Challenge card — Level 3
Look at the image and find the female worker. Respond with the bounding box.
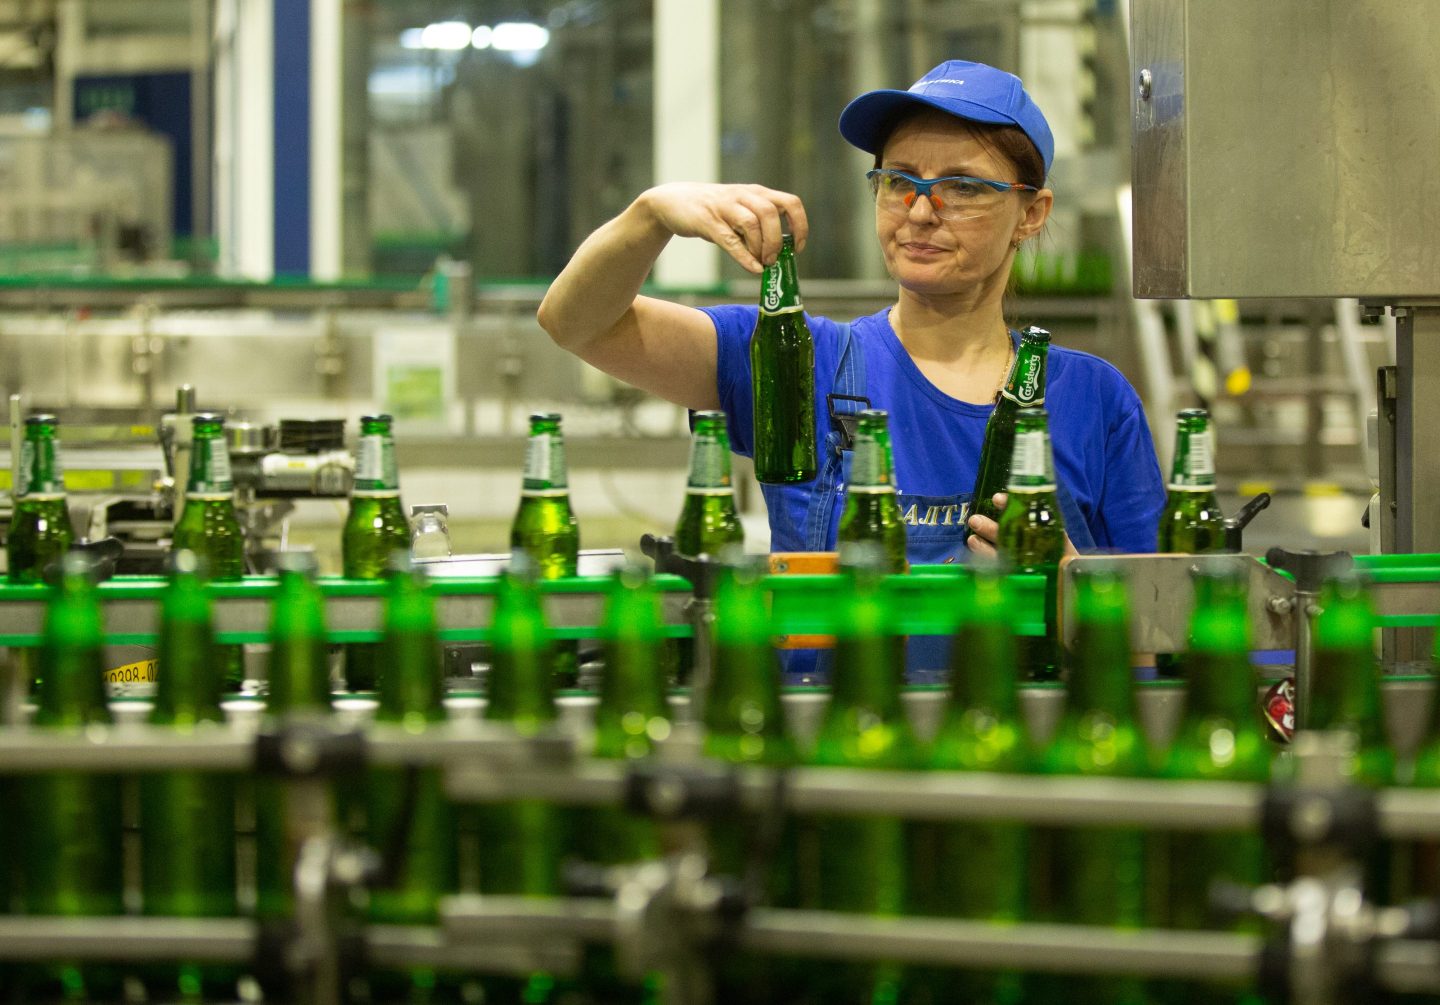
[537,59,1165,604]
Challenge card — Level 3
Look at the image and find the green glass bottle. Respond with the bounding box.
[578,565,670,1004]
[365,555,460,1002]
[343,414,411,693]
[1037,566,1147,1005]
[703,556,800,1005]
[837,409,907,573]
[1403,612,1440,920]
[1158,409,1226,554]
[906,567,1027,1005]
[6,414,75,583]
[1309,575,1392,787]
[996,407,1067,682]
[172,412,247,692]
[966,326,1051,534]
[674,411,744,558]
[1156,409,1227,679]
[140,549,240,1002]
[511,412,581,688]
[804,544,918,1005]
[18,552,123,1002]
[750,233,817,484]
[254,552,334,921]
[1154,562,1270,1005]
[1307,574,1396,907]
[476,555,567,1005]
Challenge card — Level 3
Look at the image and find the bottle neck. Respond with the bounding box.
[830,587,903,718]
[947,580,1020,716]
[849,430,896,492]
[1006,426,1056,491]
[267,574,331,715]
[486,581,557,730]
[36,581,109,726]
[376,579,444,724]
[1169,426,1217,489]
[999,342,1048,407]
[686,434,734,492]
[153,576,223,724]
[523,429,569,495]
[1067,603,1135,721]
[759,244,803,315]
[18,433,64,498]
[353,432,400,496]
[187,435,234,496]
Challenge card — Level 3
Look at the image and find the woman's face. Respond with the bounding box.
[875,111,1051,301]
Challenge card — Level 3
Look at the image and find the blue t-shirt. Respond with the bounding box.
[705,304,1166,677]
[707,304,1165,559]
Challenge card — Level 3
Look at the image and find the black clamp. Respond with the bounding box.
[641,533,724,599]
[254,722,367,778]
[1265,547,1354,593]
[1223,492,1272,552]
[826,393,871,451]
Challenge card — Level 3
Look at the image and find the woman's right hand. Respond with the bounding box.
[638,183,809,274]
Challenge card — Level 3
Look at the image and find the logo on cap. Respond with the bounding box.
[919,78,966,88]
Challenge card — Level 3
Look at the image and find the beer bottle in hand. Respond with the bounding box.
[343,414,411,692]
[837,409,907,573]
[996,407,1066,681]
[751,234,817,484]
[966,326,1051,535]
[674,411,744,559]
[172,413,247,692]
[140,549,239,1002]
[6,414,75,583]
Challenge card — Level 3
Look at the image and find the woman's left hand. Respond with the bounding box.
[966,492,1080,559]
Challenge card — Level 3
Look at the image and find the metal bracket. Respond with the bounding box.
[826,393,871,452]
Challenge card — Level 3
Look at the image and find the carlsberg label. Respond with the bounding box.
[1002,354,1045,407]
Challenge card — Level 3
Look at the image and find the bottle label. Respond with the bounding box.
[190,442,234,496]
[16,440,64,498]
[353,434,400,495]
[848,434,894,491]
[1008,430,1056,490]
[686,437,732,490]
[759,264,803,315]
[1170,429,1217,489]
[1000,351,1045,407]
[523,432,569,495]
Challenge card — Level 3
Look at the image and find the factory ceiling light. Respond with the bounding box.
[419,20,473,51]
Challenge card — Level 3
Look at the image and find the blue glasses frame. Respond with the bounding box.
[866,168,1039,209]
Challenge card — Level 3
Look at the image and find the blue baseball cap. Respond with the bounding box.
[839,59,1055,175]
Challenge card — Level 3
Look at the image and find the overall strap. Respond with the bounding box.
[801,322,868,551]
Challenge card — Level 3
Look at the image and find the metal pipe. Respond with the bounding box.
[0,917,254,962]
[1294,587,1320,730]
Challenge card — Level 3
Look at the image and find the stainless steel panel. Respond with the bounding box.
[1132,1,1440,298]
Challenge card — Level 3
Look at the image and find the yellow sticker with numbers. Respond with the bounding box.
[103,659,158,685]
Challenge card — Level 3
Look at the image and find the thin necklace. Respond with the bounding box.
[992,333,1014,404]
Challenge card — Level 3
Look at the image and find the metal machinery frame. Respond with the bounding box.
[2,554,1440,1004]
